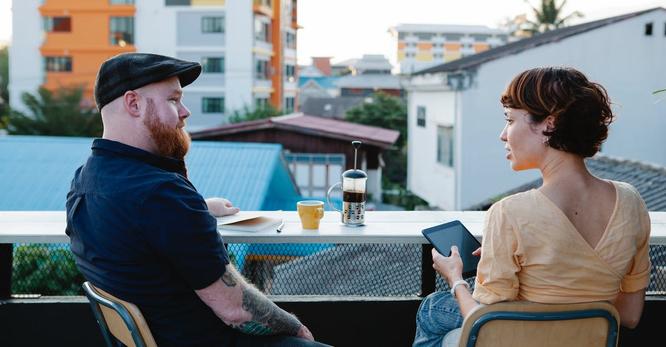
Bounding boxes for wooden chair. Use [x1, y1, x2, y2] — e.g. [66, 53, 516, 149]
[82, 281, 158, 347]
[445, 301, 620, 347]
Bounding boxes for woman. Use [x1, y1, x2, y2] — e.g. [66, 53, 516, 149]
[413, 67, 651, 347]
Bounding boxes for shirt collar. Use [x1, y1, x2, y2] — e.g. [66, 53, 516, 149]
[91, 138, 188, 177]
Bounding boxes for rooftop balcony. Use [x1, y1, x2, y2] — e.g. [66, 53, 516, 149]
[1, 211, 665, 346]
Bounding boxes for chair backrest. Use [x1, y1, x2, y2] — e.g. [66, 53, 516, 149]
[82, 281, 158, 347]
[457, 301, 620, 347]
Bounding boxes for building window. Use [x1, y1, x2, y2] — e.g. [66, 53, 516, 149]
[45, 56, 72, 72]
[416, 106, 426, 127]
[255, 19, 271, 42]
[284, 97, 295, 113]
[202, 57, 224, 73]
[664, 22, 666, 36]
[202, 16, 224, 33]
[110, 0, 135, 4]
[437, 125, 454, 167]
[255, 59, 270, 80]
[255, 97, 269, 108]
[202, 97, 224, 113]
[645, 22, 653, 36]
[286, 32, 296, 49]
[44, 17, 71, 32]
[285, 64, 295, 82]
[110, 17, 134, 46]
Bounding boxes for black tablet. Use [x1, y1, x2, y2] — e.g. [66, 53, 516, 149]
[422, 220, 481, 278]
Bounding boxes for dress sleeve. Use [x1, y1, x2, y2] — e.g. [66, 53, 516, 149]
[620, 194, 651, 293]
[140, 179, 229, 290]
[472, 201, 521, 304]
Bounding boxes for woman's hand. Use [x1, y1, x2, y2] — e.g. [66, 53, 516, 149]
[432, 246, 464, 286]
[472, 247, 481, 257]
[205, 197, 240, 217]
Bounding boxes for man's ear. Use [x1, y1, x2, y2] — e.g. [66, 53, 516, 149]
[123, 90, 141, 117]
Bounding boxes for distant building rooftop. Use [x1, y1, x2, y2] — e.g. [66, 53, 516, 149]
[391, 23, 507, 35]
[414, 7, 666, 75]
[190, 113, 400, 149]
[467, 155, 666, 211]
[336, 74, 403, 90]
[300, 96, 366, 119]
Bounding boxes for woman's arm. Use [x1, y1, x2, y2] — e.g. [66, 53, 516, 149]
[431, 247, 480, 318]
[612, 289, 645, 329]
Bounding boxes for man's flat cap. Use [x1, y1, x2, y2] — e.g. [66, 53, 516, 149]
[94, 53, 202, 110]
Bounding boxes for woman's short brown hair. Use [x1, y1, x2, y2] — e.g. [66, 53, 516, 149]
[500, 67, 614, 157]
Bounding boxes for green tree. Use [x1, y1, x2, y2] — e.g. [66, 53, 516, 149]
[343, 92, 423, 208]
[525, 0, 583, 34]
[228, 104, 283, 123]
[345, 92, 407, 148]
[6, 87, 102, 137]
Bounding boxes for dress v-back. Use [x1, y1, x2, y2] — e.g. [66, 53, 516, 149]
[472, 181, 651, 304]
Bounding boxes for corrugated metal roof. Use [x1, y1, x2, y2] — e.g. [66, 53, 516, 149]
[0, 135, 299, 211]
[414, 7, 665, 76]
[298, 76, 340, 89]
[335, 74, 403, 90]
[190, 113, 401, 149]
[467, 155, 666, 211]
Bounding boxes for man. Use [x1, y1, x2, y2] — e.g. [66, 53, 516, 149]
[66, 53, 327, 347]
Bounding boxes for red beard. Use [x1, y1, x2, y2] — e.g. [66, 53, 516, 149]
[143, 99, 191, 160]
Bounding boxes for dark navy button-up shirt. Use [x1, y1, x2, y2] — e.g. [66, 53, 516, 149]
[66, 139, 232, 347]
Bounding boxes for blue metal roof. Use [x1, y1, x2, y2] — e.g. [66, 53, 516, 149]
[0, 135, 301, 211]
[298, 76, 340, 89]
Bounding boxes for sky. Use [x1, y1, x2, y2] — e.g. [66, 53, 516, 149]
[1, 0, 664, 64]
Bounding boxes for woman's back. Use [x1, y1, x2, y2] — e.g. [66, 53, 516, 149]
[472, 180, 651, 305]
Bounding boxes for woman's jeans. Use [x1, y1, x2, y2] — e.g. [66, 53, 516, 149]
[413, 291, 464, 347]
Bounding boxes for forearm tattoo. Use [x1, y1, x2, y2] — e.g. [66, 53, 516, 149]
[236, 286, 301, 336]
[220, 269, 301, 336]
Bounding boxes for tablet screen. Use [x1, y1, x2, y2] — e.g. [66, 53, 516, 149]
[422, 220, 481, 278]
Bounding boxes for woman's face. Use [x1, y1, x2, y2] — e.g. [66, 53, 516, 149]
[500, 107, 549, 171]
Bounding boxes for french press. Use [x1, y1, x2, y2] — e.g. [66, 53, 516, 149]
[326, 141, 367, 227]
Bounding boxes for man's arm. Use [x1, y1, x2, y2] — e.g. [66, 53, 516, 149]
[195, 265, 313, 340]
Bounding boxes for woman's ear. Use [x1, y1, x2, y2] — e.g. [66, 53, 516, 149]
[123, 90, 141, 117]
[544, 115, 556, 132]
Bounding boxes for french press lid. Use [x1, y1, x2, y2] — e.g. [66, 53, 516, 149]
[342, 169, 367, 179]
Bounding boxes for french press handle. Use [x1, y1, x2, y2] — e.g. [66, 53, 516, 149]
[326, 182, 342, 212]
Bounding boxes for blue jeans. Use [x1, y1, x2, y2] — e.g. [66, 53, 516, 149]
[413, 291, 464, 347]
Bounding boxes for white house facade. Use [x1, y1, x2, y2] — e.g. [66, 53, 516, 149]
[407, 8, 666, 210]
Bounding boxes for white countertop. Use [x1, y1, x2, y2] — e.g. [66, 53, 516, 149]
[1, 210, 665, 245]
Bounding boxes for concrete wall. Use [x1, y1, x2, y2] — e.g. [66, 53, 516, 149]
[8, 0, 43, 114]
[176, 11, 226, 47]
[407, 88, 458, 210]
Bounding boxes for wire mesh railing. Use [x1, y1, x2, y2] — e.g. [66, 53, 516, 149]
[8, 243, 666, 297]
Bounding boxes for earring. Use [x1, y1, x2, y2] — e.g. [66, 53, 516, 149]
[543, 137, 549, 145]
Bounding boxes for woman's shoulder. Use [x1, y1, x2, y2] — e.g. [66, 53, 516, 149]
[488, 189, 539, 215]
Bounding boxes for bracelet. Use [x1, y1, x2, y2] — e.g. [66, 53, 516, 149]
[450, 279, 470, 299]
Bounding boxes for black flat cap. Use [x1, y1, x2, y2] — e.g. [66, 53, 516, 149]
[94, 53, 202, 110]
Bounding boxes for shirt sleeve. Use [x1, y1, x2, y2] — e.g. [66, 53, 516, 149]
[140, 178, 229, 290]
[472, 201, 521, 304]
[620, 195, 651, 293]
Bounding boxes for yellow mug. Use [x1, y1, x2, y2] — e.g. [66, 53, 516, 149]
[297, 200, 324, 230]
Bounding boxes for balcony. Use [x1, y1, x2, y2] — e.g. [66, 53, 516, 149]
[1, 211, 665, 346]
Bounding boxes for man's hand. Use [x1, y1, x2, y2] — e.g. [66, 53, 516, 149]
[297, 325, 315, 341]
[205, 197, 240, 217]
[432, 246, 464, 286]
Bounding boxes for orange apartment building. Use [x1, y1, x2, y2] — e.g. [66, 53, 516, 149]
[10, 0, 299, 130]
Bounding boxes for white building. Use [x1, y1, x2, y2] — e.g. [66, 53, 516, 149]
[9, 0, 299, 131]
[406, 7, 666, 210]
